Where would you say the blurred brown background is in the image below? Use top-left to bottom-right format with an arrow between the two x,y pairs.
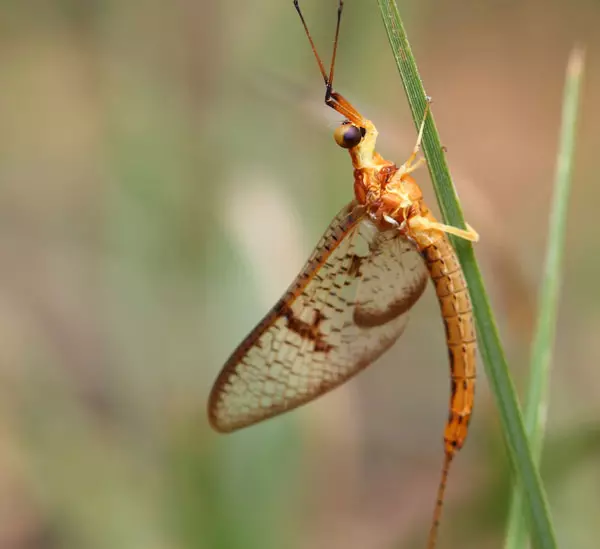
0,1 -> 598,548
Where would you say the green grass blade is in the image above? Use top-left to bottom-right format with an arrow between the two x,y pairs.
504,47 -> 585,549
375,2 -> 558,548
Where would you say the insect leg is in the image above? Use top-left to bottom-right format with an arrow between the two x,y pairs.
409,216 -> 479,243
398,99 -> 432,176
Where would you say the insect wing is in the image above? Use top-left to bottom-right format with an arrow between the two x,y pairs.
208,202 -> 428,432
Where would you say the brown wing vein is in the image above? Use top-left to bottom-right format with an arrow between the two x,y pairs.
208,202 -> 429,432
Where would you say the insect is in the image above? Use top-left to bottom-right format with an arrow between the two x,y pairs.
208,2 -> 479,548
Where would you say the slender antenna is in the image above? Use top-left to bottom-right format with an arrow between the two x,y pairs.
427,452 -> 454,549
293,1 -> 364,126
293,0 -> 329,85
327,1 -> 344,93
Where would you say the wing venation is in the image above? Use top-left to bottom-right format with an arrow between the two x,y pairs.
208,201 -> 428,432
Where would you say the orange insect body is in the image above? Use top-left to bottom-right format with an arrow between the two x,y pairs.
208,3 -> 479,549
345,109 -> 477,459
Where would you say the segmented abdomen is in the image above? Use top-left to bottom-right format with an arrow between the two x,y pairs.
418,233 -> 476,457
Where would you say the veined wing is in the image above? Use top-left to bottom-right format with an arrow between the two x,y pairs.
208,201 -> 428,432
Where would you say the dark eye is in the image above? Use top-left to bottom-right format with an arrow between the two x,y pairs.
333,123 -> 365,149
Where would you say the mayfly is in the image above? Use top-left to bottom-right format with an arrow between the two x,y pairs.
208,2 -> 479,548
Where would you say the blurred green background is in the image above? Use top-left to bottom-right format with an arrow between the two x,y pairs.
0,1 -> 598,548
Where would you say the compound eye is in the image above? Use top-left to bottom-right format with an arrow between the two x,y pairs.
333,123 -> 365,149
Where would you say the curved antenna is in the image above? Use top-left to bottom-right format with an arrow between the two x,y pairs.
327,0 -> 344,93
293,1 -> 365,126
293,0 -> 331,87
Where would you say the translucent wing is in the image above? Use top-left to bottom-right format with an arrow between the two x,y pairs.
208,202 -> 429,432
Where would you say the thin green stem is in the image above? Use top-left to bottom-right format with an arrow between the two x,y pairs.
375,2 -> 559,549
504,47 -> 585,549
